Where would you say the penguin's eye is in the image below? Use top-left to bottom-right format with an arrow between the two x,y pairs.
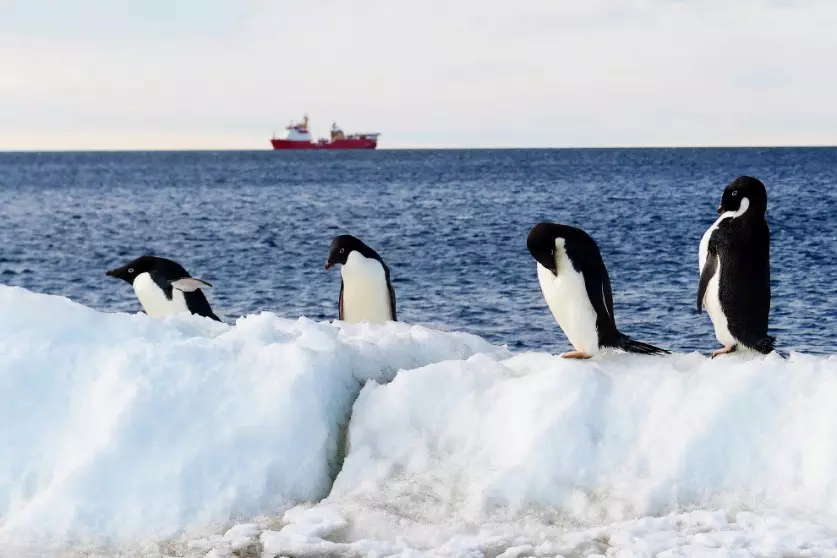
128,268 -> 134,273
732,191 -> 738,197
340,248 -> 345,254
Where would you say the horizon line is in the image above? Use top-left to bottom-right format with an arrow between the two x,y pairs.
1,143 -> 836,154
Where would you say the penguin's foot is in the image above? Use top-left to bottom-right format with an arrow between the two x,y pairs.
561,351 -> 592,359
711,344 -> 737,358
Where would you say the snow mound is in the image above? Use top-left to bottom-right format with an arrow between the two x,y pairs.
307,350 -> 837,551
5,284 -> 837,557
0,285 -> 506,550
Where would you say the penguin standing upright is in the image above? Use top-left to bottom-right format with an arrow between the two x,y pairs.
324,234 -> 396,323
526,222 -> 669,358
106,255 -> 221,321
698,176 -> 775,357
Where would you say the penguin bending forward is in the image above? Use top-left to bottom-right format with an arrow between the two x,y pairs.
325,234 -> 396,323
106,255 -> 221,321
527,222 -> 669,359
698,176 -> 775,357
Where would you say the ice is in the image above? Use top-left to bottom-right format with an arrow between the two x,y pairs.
270,349 -> 837,556
332,351 -> 837,524
0,285 -> 505,553
259,506 -> 837,557
3,284 -> 837,557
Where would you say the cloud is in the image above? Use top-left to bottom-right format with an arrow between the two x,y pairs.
1,0 -> 835,149
0,0 -> 255,40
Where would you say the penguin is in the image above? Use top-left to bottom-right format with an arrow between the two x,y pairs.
697,176 -> 775,357
106,255 -> 221,321
324,234 -> 396,323
526,222 -> 669,359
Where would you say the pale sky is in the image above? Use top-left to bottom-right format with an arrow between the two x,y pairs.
1,0 -> 836,150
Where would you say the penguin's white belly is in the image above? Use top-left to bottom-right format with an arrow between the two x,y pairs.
703,259 -> 736,346
699,218 -> 737,347
341,254 -> 392,323
133,272 -> 190,318
536,263 -> 600,353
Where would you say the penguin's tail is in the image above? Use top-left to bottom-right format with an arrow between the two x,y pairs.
616,334 -> 670,356
751,336 -> 777,355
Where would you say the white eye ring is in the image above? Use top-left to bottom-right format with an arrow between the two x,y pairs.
340,248 -> 345,254
732,191 -> 738,197
128,268 -> 134,273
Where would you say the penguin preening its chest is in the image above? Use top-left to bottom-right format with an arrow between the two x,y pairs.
106,255 -> 221,321
527,222 -> 669,359
325,235 -> 396,323
698,176 -> 775,357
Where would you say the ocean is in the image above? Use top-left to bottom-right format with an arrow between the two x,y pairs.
0,148 -> 834,354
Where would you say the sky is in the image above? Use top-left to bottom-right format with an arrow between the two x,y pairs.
1,0 -> 836,150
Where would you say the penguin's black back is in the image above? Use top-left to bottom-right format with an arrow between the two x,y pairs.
556,226 -> 620,345
550,224 -> 668,355
148,258 -> 221,322
712,215 -> 772,350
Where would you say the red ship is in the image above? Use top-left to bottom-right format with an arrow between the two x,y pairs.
270,115 -> 380,150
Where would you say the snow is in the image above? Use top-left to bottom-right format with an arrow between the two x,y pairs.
334,351 -> 837,522
265,350 -> 837,556
0,285 -> 504,554
2,284 -> 837,557
259,506 -> 837,557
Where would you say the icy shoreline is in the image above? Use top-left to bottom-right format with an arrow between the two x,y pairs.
1,285 -> 837,557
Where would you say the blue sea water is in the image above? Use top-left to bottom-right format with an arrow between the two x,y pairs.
0,148 -> 834,354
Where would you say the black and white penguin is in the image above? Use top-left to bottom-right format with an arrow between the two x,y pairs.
527,222 -> 669,359
106,255 -> 221,321
324,234 -> 396,323
697,176 -> 775,357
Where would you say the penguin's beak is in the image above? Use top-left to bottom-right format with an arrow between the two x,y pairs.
717,204 -> 725,215
325,249 -> 342,270
106,266 -> 128,281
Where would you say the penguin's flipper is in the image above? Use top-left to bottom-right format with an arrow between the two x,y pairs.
338,281 -> 345,321
171,277 -> 213,292
599,267 -> 615,321
387,281 -> 397,321
574,245 -> 618,338
382,264 -> 397,321
697,247 -> 718,314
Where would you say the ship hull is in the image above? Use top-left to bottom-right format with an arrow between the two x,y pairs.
270,138 -> 378,150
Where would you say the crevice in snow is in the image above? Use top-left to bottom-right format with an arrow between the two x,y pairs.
0,285 -> 508,556
328,393 -> 357,489
254,349 -> 837,557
